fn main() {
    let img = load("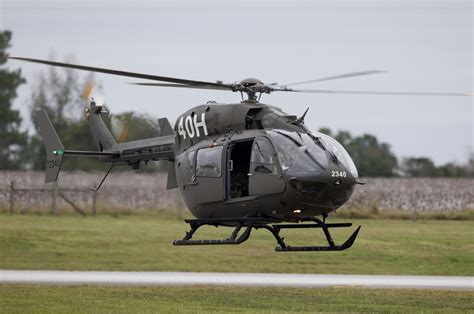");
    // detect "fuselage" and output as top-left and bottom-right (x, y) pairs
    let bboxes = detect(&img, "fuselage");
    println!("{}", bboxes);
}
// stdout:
(173, 102), (358, 222)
